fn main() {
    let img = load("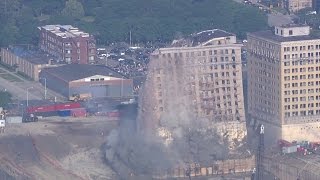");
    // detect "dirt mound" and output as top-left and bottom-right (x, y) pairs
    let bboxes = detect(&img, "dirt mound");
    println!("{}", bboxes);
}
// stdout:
(0, 135), (40, 165)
